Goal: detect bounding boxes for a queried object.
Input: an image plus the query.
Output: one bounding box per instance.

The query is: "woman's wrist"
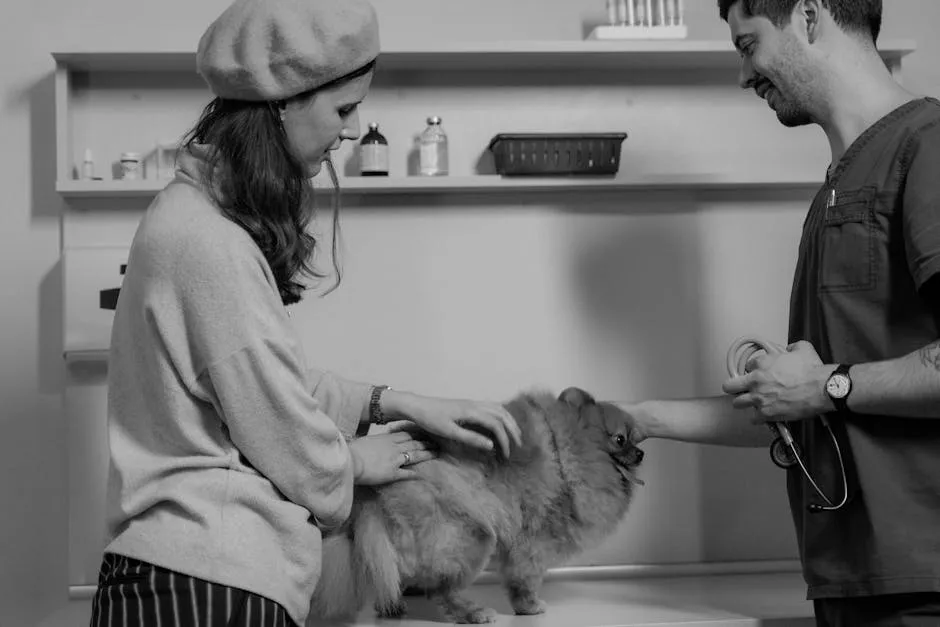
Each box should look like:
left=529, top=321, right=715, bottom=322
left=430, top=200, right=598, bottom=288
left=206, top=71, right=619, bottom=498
left=379, top=388, right=413, bottom=421
left=349, top=445, right=364, bottom=482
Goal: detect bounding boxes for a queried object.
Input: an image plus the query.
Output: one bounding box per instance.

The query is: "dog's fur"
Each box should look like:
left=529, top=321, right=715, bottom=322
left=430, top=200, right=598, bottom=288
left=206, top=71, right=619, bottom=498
left=308, top=387, right=645, bottom=624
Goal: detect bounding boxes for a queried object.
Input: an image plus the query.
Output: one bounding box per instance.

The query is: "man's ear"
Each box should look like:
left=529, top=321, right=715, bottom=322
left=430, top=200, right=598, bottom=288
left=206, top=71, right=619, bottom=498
left=558, top=387, right=596, bottom=409
left=799, top=0, right=822, bottom=43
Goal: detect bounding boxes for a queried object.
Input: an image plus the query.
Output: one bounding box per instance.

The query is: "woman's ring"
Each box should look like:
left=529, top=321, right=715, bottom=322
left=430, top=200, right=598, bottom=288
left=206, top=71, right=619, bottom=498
left=402, top=451, right=411, bottom=465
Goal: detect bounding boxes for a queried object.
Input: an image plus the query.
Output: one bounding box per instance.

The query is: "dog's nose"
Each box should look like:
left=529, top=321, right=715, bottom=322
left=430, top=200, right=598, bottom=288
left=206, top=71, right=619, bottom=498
left=633, top=449, right=644, bottom=464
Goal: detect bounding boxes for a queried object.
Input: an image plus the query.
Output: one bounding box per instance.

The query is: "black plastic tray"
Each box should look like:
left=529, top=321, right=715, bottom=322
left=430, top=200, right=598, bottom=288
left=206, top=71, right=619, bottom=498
left=487, top=132, right=628, bottom=176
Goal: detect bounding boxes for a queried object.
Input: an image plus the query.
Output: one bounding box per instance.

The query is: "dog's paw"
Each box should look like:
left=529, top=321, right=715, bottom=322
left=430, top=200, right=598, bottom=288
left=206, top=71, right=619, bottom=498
left=375, top=599, right=407, bottom=619
left=512, top=598, right=547, bottom=616
left=457, top=607, right=497, bottom=624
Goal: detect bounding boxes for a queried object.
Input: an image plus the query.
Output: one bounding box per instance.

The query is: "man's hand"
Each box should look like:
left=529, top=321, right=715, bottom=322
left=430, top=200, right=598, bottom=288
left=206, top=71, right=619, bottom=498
left=722, top=340, right=835, bottom=422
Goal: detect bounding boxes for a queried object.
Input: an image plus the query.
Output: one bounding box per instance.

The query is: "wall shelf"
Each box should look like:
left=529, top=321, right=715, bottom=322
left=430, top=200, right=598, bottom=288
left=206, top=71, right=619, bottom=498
left=57, top=172, right=823, bottom=199
left=52, top=40, right=913, bottom=198
left=52, top=39, right=915, bottom=73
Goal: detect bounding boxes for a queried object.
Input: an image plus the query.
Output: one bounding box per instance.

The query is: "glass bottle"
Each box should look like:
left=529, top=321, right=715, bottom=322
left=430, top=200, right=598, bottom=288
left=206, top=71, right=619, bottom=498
left=359, top=122, right=389, bottom=176
left=419, top=116, right=448, bottom=176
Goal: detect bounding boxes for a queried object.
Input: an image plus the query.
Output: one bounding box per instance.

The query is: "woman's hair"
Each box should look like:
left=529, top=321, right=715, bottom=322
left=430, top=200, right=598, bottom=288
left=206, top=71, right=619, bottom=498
left=181, top=59, right=377, bottom=305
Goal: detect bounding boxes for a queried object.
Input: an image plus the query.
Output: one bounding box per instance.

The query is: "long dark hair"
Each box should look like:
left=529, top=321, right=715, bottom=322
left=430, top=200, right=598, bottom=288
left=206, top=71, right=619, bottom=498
left=181, top=59, right=376, bottom=305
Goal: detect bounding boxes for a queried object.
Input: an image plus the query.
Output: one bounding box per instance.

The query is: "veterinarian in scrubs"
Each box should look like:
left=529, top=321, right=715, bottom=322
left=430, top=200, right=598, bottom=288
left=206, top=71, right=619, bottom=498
left=621, top=1, right=940, bottom=625
left=88, top=1, right=521, bottom=625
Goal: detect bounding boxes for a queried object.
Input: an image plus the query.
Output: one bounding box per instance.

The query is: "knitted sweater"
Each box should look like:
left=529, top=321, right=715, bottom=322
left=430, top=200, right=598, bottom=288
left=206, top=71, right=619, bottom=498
left=103, top=144, right=370, bottom=625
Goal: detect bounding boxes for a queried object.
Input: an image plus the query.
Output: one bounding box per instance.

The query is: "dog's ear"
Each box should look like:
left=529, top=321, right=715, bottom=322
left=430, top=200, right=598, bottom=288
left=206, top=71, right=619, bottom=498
left=558, top=387, right=595, bottom=409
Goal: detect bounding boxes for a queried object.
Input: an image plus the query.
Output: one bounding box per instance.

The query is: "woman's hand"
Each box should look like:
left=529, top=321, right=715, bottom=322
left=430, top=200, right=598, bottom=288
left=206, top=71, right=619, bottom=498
left=347, top=429, right=436, bottom=485
left=380, top=390, right=523, bottom=457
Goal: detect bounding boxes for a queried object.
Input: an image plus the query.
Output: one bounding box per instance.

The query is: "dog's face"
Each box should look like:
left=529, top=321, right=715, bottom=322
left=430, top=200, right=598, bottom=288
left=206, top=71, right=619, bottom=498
left=558, top=387, right=645, bottom=488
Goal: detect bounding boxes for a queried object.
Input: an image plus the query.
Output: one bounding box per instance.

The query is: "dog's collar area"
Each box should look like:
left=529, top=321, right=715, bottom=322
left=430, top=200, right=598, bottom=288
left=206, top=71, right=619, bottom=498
left=544, top=413, right=580, bottom=521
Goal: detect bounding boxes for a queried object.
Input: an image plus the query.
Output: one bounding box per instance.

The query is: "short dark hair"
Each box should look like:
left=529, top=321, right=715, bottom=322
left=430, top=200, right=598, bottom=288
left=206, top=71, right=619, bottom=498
left=717, top=0, right=882, bottom=43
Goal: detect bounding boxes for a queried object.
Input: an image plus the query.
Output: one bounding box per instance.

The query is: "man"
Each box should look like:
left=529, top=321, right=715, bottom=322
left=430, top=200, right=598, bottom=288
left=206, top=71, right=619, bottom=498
left=621, top=1, right=940, bottom=625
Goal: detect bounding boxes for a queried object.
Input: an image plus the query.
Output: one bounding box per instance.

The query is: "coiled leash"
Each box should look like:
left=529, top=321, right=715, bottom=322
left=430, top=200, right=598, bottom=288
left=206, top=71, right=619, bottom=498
left=726, top=336, right=850, bottom=513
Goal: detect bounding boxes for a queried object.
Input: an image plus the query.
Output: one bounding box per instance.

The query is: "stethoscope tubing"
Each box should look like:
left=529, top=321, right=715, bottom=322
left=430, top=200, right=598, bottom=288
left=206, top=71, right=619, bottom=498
left=725, top=335, right=850, bottom=512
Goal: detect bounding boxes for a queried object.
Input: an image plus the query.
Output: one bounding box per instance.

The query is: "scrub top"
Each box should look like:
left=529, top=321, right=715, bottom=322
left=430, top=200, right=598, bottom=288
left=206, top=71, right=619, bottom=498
left=788, top=97, right=940, bottom=599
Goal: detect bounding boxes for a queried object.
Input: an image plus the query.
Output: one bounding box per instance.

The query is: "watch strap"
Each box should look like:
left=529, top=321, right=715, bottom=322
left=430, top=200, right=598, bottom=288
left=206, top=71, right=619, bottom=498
left=369, top=385, right=391, bottom=425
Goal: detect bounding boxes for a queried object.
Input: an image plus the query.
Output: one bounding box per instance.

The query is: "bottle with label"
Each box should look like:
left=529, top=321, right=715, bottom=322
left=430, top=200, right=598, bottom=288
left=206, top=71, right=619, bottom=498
left=419, top=116, right=448, bottom=176
left=360, top=122, right=389, bottom=176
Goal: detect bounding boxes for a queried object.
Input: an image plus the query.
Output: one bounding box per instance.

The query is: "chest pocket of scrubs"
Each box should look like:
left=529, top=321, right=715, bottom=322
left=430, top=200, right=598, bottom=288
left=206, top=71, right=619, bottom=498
left=818, top=187, right=878, bottom=292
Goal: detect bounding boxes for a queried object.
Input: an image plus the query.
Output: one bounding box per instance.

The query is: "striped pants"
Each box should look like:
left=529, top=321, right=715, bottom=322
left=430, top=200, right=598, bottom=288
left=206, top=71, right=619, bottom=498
left=89, top=553, right=296, bottom=627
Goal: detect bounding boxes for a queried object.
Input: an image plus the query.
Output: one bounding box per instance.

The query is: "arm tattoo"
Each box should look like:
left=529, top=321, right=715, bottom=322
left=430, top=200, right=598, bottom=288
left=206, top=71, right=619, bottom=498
left=917, top=341, right=940, bottom=371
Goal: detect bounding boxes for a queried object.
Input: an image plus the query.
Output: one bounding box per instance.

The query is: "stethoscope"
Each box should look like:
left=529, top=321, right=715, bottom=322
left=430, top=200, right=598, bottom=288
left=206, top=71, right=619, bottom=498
left=726, top=336, right=850, bottom=513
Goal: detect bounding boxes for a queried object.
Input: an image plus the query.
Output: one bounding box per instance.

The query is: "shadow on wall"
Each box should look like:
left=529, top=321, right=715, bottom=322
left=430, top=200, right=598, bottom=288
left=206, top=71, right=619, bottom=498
left=563, top=192, right=704, bottom=400
left=0, top=70, right=74, bottom=625
left=561, top=192, right=708, bottom=563
left=28, top=72, right=66, bottom=395
left=559, top=189, right=799, bottom=564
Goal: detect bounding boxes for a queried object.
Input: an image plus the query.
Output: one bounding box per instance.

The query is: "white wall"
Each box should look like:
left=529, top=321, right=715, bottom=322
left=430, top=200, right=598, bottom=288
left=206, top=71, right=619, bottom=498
left=2, top=1, right=938, bottom=626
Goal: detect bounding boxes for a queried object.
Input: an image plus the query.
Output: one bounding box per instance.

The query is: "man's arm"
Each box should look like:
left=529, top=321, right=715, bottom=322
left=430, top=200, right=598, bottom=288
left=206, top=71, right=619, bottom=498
left=722, top=338, right=940, bottom=423
left=616, top=395, right=774, bottom=447
left=834, top=341, right=940, bottom=418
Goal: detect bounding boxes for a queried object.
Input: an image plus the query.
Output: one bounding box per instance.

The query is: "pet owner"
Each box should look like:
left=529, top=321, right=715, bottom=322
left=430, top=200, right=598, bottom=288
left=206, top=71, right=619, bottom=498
left=88, top=0, right=521, bottom=625
left=620, top=1, right=940, bottom=625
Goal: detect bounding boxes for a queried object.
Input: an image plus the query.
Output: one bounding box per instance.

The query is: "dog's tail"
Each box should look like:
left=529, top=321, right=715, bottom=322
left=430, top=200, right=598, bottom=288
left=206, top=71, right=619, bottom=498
left=353, top=499, right=402, bottom=614
left=308, top=532, right=364, bottom=620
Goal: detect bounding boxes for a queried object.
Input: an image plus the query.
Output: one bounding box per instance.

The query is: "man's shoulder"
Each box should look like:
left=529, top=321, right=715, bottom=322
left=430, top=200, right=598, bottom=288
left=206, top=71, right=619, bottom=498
left=904, top=97, right=940, bottom=140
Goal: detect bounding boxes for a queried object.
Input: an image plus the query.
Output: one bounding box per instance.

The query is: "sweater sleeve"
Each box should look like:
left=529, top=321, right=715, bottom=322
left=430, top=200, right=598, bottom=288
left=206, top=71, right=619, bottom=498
left=307, top=368, right=372, bottom=439
left=163, top=222, right=355, bottom=529
left=200, top=342, right=354, bottom=529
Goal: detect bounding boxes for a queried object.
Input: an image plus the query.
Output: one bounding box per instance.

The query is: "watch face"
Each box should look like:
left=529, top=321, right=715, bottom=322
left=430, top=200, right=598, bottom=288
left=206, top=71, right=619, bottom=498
left=826, top=373, right=851, bottom=399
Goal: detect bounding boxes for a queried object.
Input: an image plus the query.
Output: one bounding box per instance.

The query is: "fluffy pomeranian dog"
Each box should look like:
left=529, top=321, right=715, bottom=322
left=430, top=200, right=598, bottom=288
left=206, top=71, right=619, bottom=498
left=308, top=387, right=645, bottom=624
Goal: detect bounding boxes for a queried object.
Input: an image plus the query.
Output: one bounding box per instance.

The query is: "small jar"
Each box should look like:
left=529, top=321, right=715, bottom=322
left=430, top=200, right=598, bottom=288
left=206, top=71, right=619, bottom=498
left=418, top=116, right=448, bottom=177
left=120, top=152, right=141, bottom=180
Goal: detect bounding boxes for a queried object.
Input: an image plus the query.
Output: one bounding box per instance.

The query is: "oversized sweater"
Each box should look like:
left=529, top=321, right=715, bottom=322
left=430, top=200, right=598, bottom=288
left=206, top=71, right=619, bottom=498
left=104, top=144, right=371, bottom=625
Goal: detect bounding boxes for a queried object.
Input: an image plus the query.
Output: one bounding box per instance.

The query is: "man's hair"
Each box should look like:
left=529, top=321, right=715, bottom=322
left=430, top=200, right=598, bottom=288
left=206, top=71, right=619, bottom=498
left=717, top=0, right=882, bottom=43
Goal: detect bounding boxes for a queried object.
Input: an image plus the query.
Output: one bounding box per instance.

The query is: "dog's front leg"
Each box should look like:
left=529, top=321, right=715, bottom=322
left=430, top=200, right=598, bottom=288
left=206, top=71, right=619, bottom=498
left=500, top=551, right=548, bottom=615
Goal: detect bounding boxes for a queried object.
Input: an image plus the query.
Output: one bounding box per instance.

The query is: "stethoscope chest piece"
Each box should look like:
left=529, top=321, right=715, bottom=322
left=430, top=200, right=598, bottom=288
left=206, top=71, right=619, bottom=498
left=770, top=436, right=800, bottom=469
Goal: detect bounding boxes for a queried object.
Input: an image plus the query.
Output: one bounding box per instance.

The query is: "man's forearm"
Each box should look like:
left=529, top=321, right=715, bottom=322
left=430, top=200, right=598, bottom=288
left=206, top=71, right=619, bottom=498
left=844, top=340, right=940, bottom=418
left=617, top=395, right=774, bottom=447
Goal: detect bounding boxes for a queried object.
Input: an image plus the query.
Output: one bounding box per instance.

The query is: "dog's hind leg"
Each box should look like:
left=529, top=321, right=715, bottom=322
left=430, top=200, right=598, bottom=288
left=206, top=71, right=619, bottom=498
left=428, top=524, right=498, bottom=624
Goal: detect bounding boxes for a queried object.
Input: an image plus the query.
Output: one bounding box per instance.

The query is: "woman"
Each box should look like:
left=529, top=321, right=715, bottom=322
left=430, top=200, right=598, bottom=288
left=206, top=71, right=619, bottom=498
left=89, top=0, right=521, bottom=625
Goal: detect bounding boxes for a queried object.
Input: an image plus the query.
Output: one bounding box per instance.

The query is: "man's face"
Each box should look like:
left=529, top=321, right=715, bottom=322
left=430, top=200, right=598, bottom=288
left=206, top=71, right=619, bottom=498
left=728, top=1, right=816, bottom=127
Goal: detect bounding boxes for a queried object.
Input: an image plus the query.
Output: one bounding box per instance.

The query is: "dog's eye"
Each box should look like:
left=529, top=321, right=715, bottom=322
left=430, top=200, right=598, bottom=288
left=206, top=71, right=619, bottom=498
left=614, top=433, right=626, bottom=448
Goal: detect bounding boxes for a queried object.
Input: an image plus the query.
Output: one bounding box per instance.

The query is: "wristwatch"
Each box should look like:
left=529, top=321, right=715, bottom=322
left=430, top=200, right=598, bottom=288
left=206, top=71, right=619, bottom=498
left=824, top=364, right=853, bottom=414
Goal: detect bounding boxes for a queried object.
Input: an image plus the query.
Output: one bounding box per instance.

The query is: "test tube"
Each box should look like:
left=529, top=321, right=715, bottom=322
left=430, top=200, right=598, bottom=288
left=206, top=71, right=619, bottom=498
left=657, top=0, right=666, bottom=26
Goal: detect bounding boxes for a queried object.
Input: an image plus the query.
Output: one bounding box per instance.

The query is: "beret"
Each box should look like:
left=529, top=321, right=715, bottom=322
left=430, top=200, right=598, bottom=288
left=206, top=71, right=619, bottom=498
left=196, top=0, right=380, bottom=102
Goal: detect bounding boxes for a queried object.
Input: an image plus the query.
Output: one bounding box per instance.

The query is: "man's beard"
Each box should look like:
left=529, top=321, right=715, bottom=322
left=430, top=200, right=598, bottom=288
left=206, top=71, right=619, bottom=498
left=770, top=89, right=813, bottom=127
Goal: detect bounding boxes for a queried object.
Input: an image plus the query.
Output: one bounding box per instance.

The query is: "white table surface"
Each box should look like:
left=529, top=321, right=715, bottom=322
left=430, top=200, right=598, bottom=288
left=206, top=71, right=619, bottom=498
left=307, top=572, right=815, bottom=627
